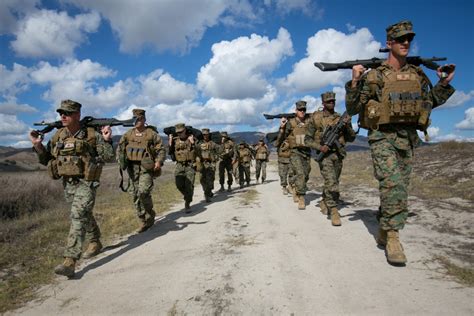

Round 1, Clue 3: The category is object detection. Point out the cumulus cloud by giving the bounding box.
[440,90,474,108]
[197,28,293,99]
[0,0,38,35]
[11,9,100,58]
[135,70,197,106]
[65,0,232,54]
[0,101,37,115]
[264,0,322,17]
[0,63,31,99]
[278,27,382,93]
[0,114,29,145]
[455,107,474,130]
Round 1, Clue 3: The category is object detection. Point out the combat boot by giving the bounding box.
[298,195,305,210]
[386,230,407,264]
[376,227,387,246]
[319,200,328,215]
[292,188,298,203]
[136,221,150,234]
[205,194,211,203]
[185,201,192,213]
[246,181,250,187]
[330,207,341,226]
[82,240,102,259]
[54,257,76,278]
[282,186,288,195]
[227,184,232,192]
[219,185,225,192]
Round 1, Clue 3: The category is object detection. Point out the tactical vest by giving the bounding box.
[278,140,291,158]
[256,145,268,160]
[174,137,195,162]
[124,127,155,161]
[360,66,432,131]
[239,148,251,163]
[222,140,234,159]
[312,111,346,147]
[49,127,102,181]
[199,141,214,161]
[287,118,308,149]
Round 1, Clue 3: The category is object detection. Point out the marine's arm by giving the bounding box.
[151,132,166,166]
[275,118,290,148]
[304,116,320,150]
[95,129,114,163]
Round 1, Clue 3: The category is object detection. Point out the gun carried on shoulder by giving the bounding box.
[263,113,311,120]
[314,48,448,76]
[33,116,137,136]
[314,112,351,162]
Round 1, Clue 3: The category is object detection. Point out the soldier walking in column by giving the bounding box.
[235,141,253,188]
[118,109,165,233]
[345,21,455,264]
[305,92,356,226]
[275,101,312,210]
[169,123,197,212]
[195,128,219,202]
[254,139,270,184]
[29,100,114,278]
[218,132,237,192]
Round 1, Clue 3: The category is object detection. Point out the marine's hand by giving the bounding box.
[280,117,288,127]
[320,145,330,153]
[438,64,455,86]
[168,135,173,146]
[29,130,43,145]
[351,65,366,87]
[188,135,195,144]
[154,161,161,172]
[101,125,112,141]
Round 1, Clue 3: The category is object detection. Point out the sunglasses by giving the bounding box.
[59,111,74,116]
[297,108,307,112]
[393,34,414,44]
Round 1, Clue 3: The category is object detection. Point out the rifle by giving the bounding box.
[314,112,351,162]
[314,48,449,76]
[263,113,311,120]
[33,116,137,136]
[163,125,203,140]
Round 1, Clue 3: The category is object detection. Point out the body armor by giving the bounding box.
[174,138,195,162]
[239,148,251,163]
[222,140,234,159]
[360,67,432,131]
[278,140,291,158]
[256,145,268,160]
[199,141,213,161]
[287,118,308,149]
[312,111,346,147]
[124,128,155,161]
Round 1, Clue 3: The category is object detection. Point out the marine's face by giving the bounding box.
[323,100,335,111]
[296,107,306,119]
[387,34,413,58]
[204,134,210,141]
[59,111,80,127]
[134,116,145,128]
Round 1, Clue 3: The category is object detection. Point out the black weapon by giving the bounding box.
[33,116,137,136]
[265,131,279,143]
[263,113,311,120]
[163,125,203,140]
[314,112,351,162]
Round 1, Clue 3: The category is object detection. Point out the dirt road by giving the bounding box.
[15,164,473,315]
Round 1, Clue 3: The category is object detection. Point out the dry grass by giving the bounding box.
[0,163,182,313]
[435,256,474,287]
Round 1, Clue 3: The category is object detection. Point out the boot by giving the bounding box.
[376,227,387,246]
[386,230,407,264]
[330,207,341,226]
[54,257,76,278]
[282,186,288,195]
[298,195,305,210]
[227,184,232,192]
[82,240,102,259]
[219,185,225,192]
[185,201,191,213]
[246,181,250,187]
[136,220,150,233]
[319,200,328,215]
[292,188,298,203]
[262,178,265,183]
[205,194,211,203]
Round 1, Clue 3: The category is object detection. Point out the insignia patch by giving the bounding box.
[64,142,75,148]
[396,74,410,81]
[135,133,143,137]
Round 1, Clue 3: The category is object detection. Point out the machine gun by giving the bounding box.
[314,48,451,78]
[263,113,311,120]
[163,126,222,143]
[314,112,351,162]
[33,116,137,137]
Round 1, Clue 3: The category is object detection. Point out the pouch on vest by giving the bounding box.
[84,159,103,181]
[47,159,60,180]
[141,154,155,171]
[57,155,84,177]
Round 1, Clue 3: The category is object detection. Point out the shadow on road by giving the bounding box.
[346,208,379,241]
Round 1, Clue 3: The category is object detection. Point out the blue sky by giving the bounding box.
[1,0,473,147]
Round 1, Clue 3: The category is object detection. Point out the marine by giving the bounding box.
[195,128,219,202]
[218,132,237,192]
[345,20,456,264]
[235,141,253,188]
[254,139,270,184]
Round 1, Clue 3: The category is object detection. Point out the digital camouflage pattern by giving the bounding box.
[219,138,237,187]
[195,137,219,199]
[385,20,415,40]
[175,163,196,204]
[254,143,269,182]
[345,62,455,230]
[37,128,114,259]
[237,145,253,186]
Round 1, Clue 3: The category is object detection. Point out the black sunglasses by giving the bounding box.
[297,108,307,112]
[394,34,414,44]
[59,111,74,116]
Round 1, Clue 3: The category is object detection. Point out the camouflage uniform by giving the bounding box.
[277,139,294,192]
[195,128,219,201]
[305,92,356,211]
[254,140,269,183]
[118,109,165,231]
[34,100,114,263]
[170,123,196,210]
[345,21,455,260]
[218,132,237,191]
[236,142,253,187]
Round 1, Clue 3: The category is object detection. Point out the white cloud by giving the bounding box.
[0,101,38,115]
[0,63,32,99]
[264,0,322,17]
[197,27,294,99]
[440,90,474,108]
[0,0,38,35]
[65,0,232,54]
[11,9,100,58]
[278,27,382,93]
[135,70,196,106]
[455,107,474,130]
[417,125,474,142]
[0,114,29,141]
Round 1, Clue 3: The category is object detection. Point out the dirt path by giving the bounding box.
[14,164,473,315]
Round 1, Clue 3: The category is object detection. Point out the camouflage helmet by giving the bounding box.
[175,123,186,133]
[321,92,336,103]
[386,20,415,40]
[132,108,146,118]
[57,99,81,114]
[201,128,210,135]
[295,100,307,110]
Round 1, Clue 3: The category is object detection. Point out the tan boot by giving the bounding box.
[292,188,298,203]
[330,207,341,226]
[298,195,305,210]
[319,200,328,215]
[282,186,288,195]
[54,257,76,278]
[386,230,407,264]
[82,241,103,259]
[376,227,387,246]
